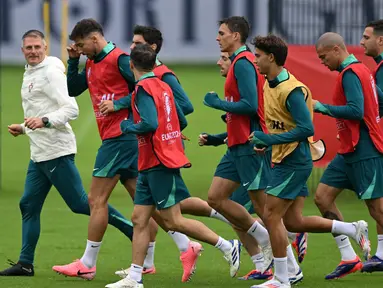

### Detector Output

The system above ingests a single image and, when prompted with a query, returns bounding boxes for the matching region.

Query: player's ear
[151,44,157,53]
[378,36,383,46]
[129,60,134,72]
[268,52,275,63]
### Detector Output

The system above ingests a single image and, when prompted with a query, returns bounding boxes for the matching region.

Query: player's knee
[284,217,301,232]
[161,215,182,232]
[131,211,146,229]
[88,193,107,210]
[314,191,330,211]
[19,197,29,214]
[207,195,221,211]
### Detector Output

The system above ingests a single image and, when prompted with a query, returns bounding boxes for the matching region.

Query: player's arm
[204,58,257,115]
[66,57,88,96]
[251,88,314,146]
[113,93,133,111]
[162,73,194,116]
[174,99,188,131]
[120,87,158,134]
[44,65,79,128]
[314,70,364,120]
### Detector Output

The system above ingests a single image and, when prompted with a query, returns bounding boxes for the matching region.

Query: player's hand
[8,124,23,137]
[181,133,190,141]
[24,117,44,130]
[224,137,228,143]
[254,146,266,153]
[99,100,115,115]
[336,134,340,141]
[67,44,81,59]
[203,92,220,108]
[198,134,208,146]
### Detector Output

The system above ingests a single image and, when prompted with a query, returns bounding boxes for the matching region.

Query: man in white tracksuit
[0,30,134,277]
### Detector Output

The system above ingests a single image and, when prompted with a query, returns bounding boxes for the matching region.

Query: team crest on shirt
[163,91,172,122]
[28,83,33,93]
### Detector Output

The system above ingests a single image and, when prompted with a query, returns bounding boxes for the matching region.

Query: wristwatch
[42,117,50,127]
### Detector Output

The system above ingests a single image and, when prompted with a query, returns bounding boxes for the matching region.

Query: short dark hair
[133,25,163,54]
[69,18,104,41]
[130,43,157,72]
[218,16,250,43]
[22,30,45,40]
[251,34,288,66]
[366,19,383,36]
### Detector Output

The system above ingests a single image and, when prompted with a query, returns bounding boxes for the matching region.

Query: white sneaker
[260,244,273,273]
[105,275,144,288]
[223,239,241,277]
[251,277,291,288]
[353,220,370,260]
[289,269,303,285]
[115,266,156,279]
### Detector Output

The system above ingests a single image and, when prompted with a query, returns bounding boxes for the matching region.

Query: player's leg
[180,197,230,224]
[0,160,51,276]
[106,172,154,288]
[353,157,383,273]
[120,168,158,275]
[50,155,134,239]
[253,195,293,288]
[208,153,270,250]
[314,154,360,279]
[53,141,123,279]
[154,168,241,279]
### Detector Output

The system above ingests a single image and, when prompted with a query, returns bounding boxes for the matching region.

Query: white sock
[287,231,296,242]
[128,264,143,282]
[274,257,289,284]
[168,231,190,252]
[251,253,264,271]
[210,209,230,225]
[331,220,357,238]
[247,221,270,247]
[143,242,155,268]
[334,235,357,261]
[286,244,300,275]
[215,236,232,253]
[80,240,102,268]
[375,235,383,259]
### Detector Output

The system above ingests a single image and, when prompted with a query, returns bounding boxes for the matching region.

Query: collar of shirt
[337,54,358,72]
[229,45,247,62]
[94,42,115,63]
[155,57,162,66]
[25,56,48,71]
[374,52,383,65]
[138,71,155,82]
[268,68,289,88]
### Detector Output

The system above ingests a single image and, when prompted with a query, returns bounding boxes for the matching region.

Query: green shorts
[93,137,138,181]
[266,164,312,200]
[230,186,254,214]
[321,154,383,200]
[214,150,271,191]
[134,167,191,210]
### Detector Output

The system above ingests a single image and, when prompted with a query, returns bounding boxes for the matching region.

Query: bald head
[316,32,346,50]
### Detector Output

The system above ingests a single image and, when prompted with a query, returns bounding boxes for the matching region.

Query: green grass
[0,65,380,288]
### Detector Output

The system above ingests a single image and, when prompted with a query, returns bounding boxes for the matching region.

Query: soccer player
[105,43,240,288]
[249,34,370,288]
[51,18,161,280]
[203,16,273,272]
[201,51,304,284]
[0,30,134,277]
[313,31,383,279]
[98,25,231,282]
